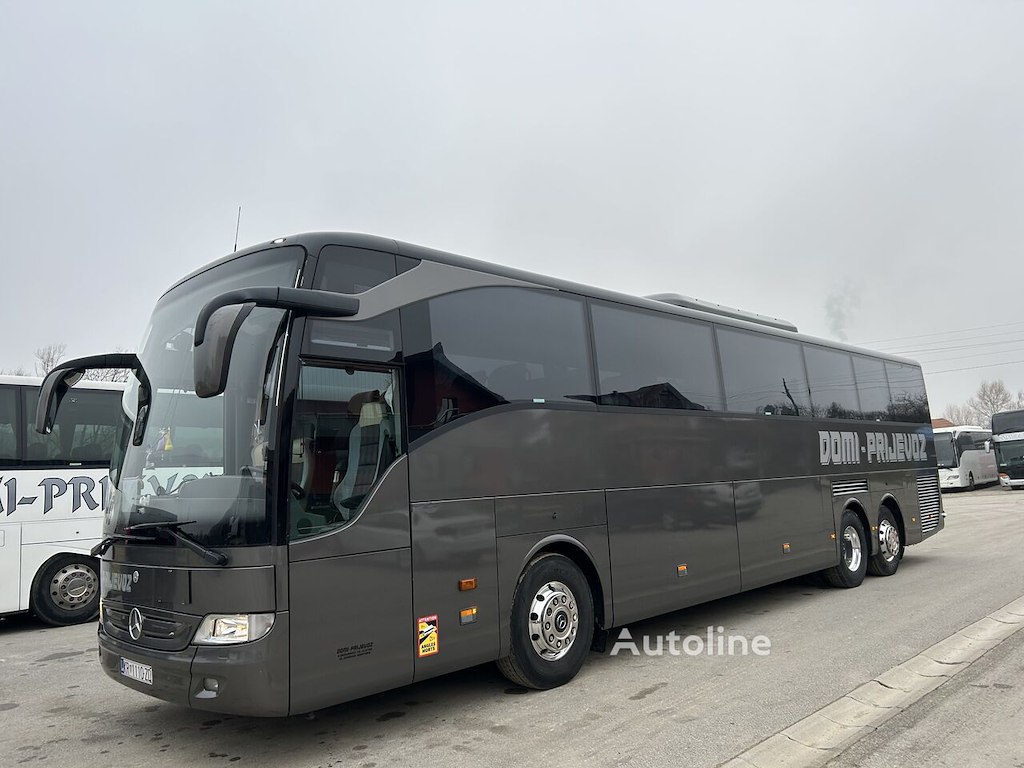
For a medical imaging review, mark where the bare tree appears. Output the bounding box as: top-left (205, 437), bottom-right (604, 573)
top-left (0, 365), bottom-right (29, 376)
top-left (965, 380), bottom-right (1016, 428)
top-left (942, 402), bottom-right (979, 426)
top-left (34, 343), bottom-right (67, 376)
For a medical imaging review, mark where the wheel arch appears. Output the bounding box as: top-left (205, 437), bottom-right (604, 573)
top-left (877, 493), bottom-right (906, 547)
top-left (519, 534), bottom-right (609, 630)
top-left (841, 499), bottom-right (871, 554)
top-left (28, 550), bottom-right (100, 621)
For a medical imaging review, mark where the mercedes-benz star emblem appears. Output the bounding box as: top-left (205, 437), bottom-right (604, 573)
top-left (128, 607), bottom-right (144, 641)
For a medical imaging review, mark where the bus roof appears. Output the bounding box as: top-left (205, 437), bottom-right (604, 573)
top-left (932, 426), bottom-right (989, 434)
top-left (167, 231), bottom-right (925, 369)
top-left (0, 374), bottom-right (125, 391)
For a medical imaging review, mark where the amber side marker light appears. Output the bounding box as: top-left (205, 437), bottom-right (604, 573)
top-left (460, 607), bottom-right (478, 625)
top-left (458, 578), bottom-right (477, 591)
top-left (677, 564), bottom-right (688, 577)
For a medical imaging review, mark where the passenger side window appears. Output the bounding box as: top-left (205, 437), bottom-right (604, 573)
top-left (591, 302), bottom-right (721, 410)
top-left (402, 288), bottom-right (594, 441)
top-left (852, 357), bottom-right (890, 421)
top-left (885, 361), bottom-right (929, 423)
top-left (22, 388), bottom-right (121, 465)
top-left (717, 328), bottom-right (810, 416)
top-left (0, 387), bottom-right (16, 461)
top-left (288, 366), bottom-right (402, 541)
top-left (804, 345), bottom-right (860, 419)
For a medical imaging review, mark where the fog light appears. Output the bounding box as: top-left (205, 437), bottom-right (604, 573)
top-left (203, 677), bottom-right (219, 693)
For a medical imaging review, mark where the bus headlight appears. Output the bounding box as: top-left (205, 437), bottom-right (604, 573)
top-left (193, 613), bottom-right (275, 645)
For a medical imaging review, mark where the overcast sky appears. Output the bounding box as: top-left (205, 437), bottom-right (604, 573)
top-left (2, 2), bottom-right (1023, 414)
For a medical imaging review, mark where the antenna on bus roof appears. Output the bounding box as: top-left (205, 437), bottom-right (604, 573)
top-left (646, 293), bottom-right (798, 333)
top-left (233, 206), bottom-right (242, 252)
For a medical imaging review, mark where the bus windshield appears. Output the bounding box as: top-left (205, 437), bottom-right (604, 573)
top-left (995, 439), bottom-right (1024, 470)
top-left (933, 435), bottom-right (957, 469)
top-left (106, 247), bottom-right (304, 548)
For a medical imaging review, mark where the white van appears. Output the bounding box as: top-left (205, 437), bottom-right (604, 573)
top-left (0, 375), bottom-right (123, 624)
top-left (933, 425), bottom-right (998, 491)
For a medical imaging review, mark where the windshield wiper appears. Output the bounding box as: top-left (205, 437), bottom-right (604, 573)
top-left (90, 532), bottom-right (159, 558)
top-left (125, 520), bottom-right (229, 566)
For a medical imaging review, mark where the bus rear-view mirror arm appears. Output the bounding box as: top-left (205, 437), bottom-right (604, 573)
top-left (193, 286), bottom-right (360, 399)
top-left (35, 353), bottom-right (147, 437)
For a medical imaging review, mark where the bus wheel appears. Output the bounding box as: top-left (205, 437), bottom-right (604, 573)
top-left (867, 509), bottom-right (903, 577)
top-left (31, 554), bottom-right (100, 626)
top-left (497, 553), bottom-right (595, 690)
top-left (822, 511), bottom-right (868, 589)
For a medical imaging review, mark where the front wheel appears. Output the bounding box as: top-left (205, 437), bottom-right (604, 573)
top-left (867, 508), bottom-right (903, 577)
top-left (497, 553), bottom-right (595, 690)
top-left (31, 554), bottom-right (100, 626)
top-left (822, 510), bottom-right (868, 589)
top-left (967, 473), bottom-right (976, 492)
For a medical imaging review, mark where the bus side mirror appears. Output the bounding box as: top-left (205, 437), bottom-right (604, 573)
top-left (193, 303), bottom-right (255, 399)
top-left (35, 353), bottom-right (143, 434)
top-left (36, 367), bottom-right (84, 435)
top-left (193, 286), bottom-right (360, 399)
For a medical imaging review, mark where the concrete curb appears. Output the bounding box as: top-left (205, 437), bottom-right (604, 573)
top-left (718, 593), bottom-right (1024, 768)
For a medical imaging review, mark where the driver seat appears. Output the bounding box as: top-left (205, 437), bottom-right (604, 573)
top-left (331, 391), bottom-right (393, 518)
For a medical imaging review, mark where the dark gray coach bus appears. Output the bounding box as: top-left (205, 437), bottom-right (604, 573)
top-left (36, 233), bottom-right (941, 716)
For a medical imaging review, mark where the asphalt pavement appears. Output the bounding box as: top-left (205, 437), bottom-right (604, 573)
top-left (1, 485), bottom-right (1022, 768)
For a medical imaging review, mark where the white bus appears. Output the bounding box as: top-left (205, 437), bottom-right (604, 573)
top-left (933, 425), bottom-right (998, 491)
top-left (0, 375), bottom-right (124, 624)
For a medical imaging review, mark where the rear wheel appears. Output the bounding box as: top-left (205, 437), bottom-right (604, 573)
top-left (31, 554), bottom-right (100, 626)
top-left (497, 553), bottom-right (595, 690)
top-left (867, 508), bottom-right (903, 577)
top-left (822, 510), bottom-right (868, 589)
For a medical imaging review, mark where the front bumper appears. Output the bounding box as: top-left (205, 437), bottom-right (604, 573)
top-left (939, 474), bottom-right (964, 490)
top-left (98, 614), bottom-right (290, 716)
top-left (999, 475), bottom-right (1024, 489)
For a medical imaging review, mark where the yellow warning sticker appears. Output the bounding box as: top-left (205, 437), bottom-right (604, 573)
top-left (417, 614), bottom-right (439, 657)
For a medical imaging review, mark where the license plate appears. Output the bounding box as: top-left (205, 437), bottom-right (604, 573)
top-left (120, 657), bottom-right (153, 685)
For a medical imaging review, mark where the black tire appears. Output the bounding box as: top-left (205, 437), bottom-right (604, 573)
top-left (967, 473), bottom-right (976, 492)
top-left (497, 553), bottom-right (595, 690)
top-left (31, 554), bottom-right (100, 626)
top-left (821, 510), bottom-right (868, 589)
top-left (867, 508), bottom-right (903, 577)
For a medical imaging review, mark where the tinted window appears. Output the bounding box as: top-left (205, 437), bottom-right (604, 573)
top-left (592, 303), bottom-right (721, 410)
top-left (0, 386), bottom-right (16, 461)
top-left (23, 388), bottom-right (121, 465)
top-left (403, 288), bottom-right (593, 440)
top-left (305, 313), bottom-right (401, 364)
top-left (853, 356), bottom-right (889, 421)
top-left (306, 245), bottom-right (402, 363)
top-left (288, 365), bottom-right (402, 540)
top-left (717, 328), bottom-right (810, 416)
top-left (885, 361), bottom-right (929, 423)
top-left (992, 410), bottom-right (1024, 434)
top-left (804, 345), bottom-right (860, 419)
top-left (314, 245), bottom-right (397, 294)
top-left (934, 434), bottom-right (956, 468)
